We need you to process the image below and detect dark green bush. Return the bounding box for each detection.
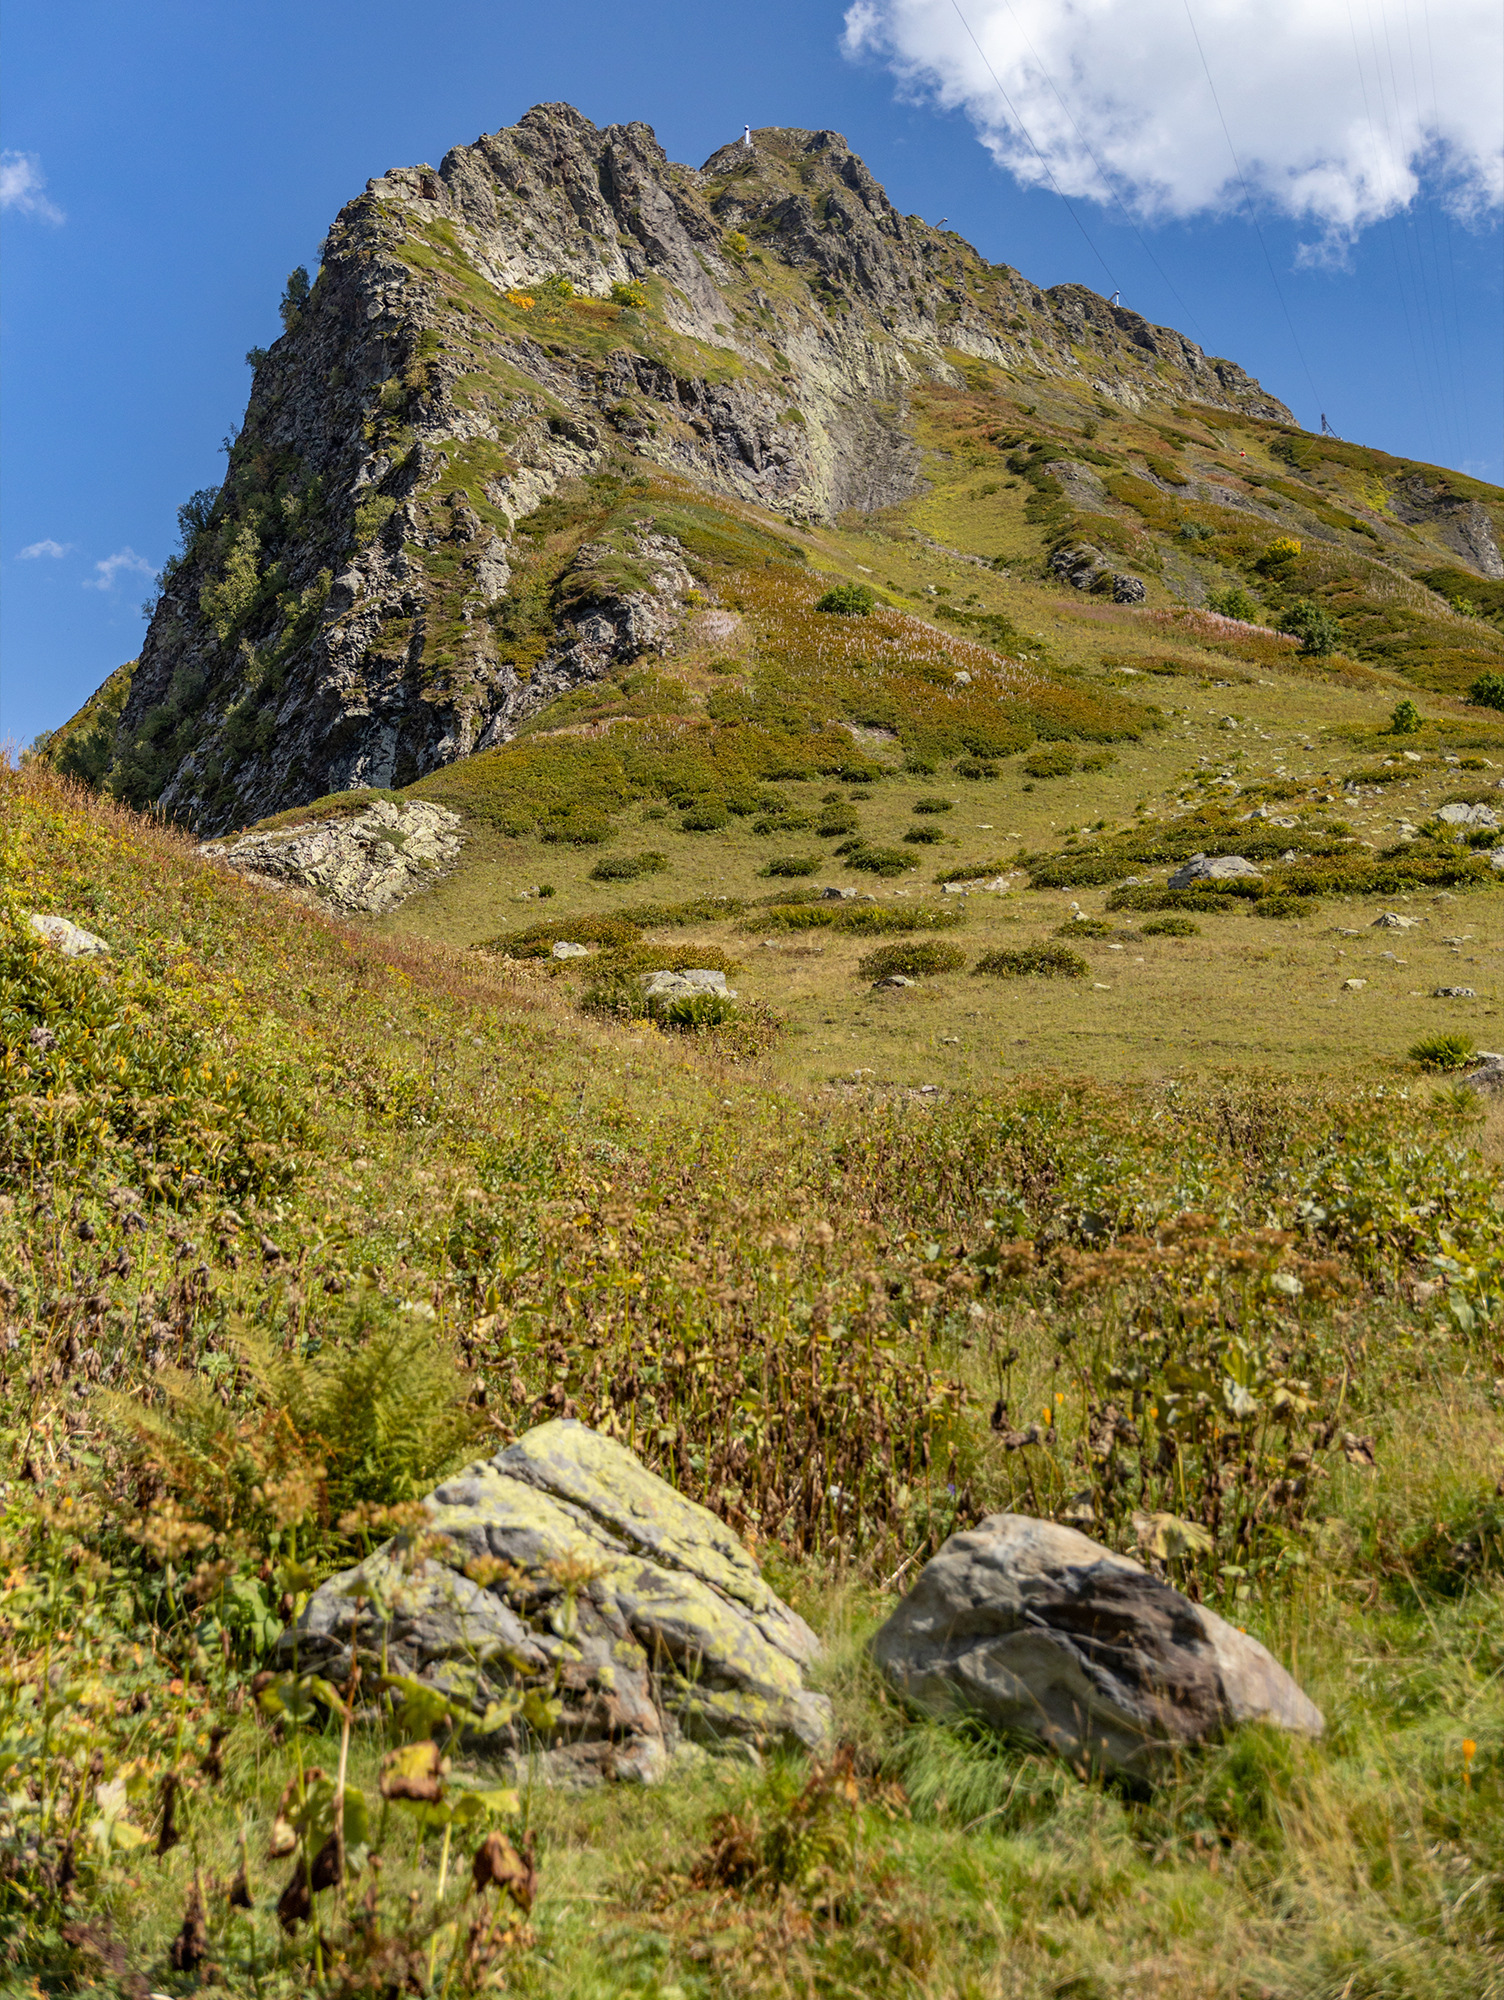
[902,826,944,845]
[681,800,730,832]
[844,845,913,878]
[1023,745,1076,779]
[1251,895,1312,919]
[589,850,668,882]
[1140,915,1201,936]
[815,806,859,837]
[760,855,820,877]
[1055,917,1113,938]
[857,941,967,981]
[744,903,962,937]
[973,942,1089,979]
[815,583,875,615]
[913,796,955,815]
[1468,673,1504,712]
[1390,699,1423,734]
[1207,586,1261,622]
[956,757,999,779]
[1279,599,1342,656]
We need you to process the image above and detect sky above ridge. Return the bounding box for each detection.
[2,0,1500,748]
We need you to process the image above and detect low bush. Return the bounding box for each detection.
[857,941,967,981]
[814,583,875,615]
[912,796,955,815]
[760,854,820,877]
[1409,1032,1476,1071]
[1022,745,1075,779]
[681,800,730,831]
[1343,766,1416,785]
[1279,599,1342,656]
[1106,884,1240,912]
[1140,914,1201,936]
[743,902,963,937]
[1391,699,1423,734]
[1251,895,1313,919]
[482,913,644,957]
[844,845,914,878]
[1055,916,1113,937]
[955,757,999,779]
[1469,672,1504,711]
[1207,586,1261,621]
[589,850,668,881]
[973,942,1089,978]
[902,825,944,844]
[815,805,860,837]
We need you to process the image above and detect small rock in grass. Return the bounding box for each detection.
[552,941,589,959]
[1341,978,1367,991]
[28,913,110,958]
[1372,912,1417,930]
[871,1515,1323,1782]
[875,974,914,989]
[1433,986,1476,999]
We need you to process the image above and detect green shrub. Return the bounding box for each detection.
[609,279,649,309]
[902,826,944,844]
[814,583,875,616]
[1055,917,1113,937]
[1468,673,1504,712]
[1279,599,1342,656]
[1251,895,1312,919]
[1409,1033,1476,1071]
[1023,745,1076,779]
[973,942,1089,979]
[681,800,730,831]
[1141,915,1201,936]
[589,850,668,882]
[760,855,820,877]
[815,806,859,836]
[1343,766,1414,785]
[913,796,955,815]
[857,941,967,981]
[744,903,962,937]
[956,757,999,779]
[1207,586,1261,622]
[1390,699,1423,734]
[844,845,912,878]
[482,914,643,957]
[1178,521,1215,542]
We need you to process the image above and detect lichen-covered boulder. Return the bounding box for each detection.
[871,1514,1323,1782]
[1167,853,1262,888]
[276,1420,831,1786]
[28,913,111,958]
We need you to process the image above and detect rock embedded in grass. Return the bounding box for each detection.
[1166,852,1262,889]
[870,1515,1323,1782]
[27,913,111,958]
[200,799,463,914]
[277,1419,831,1786]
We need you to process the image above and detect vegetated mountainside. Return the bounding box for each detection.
[55,102,1504,838]
[5,760,1504,1994]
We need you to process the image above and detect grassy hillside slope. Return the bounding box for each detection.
[3,763,1503,1996]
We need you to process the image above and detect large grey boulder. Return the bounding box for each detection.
[275,1420,830,1786]
[870,1515,1323,1781]
[1167,853,1262,889]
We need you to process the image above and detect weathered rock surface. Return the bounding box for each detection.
[200,799,462,914]
[1167,853,1262,888]
[1462,1051,1504,1093]
[1372,911,1419,929]
[27,914,111,959]
[276,1419,831,1786]
[639,968,736,1004]
[871,1514,1323,1780]
[1048,544,1146,603]
[1436,802,1500,829]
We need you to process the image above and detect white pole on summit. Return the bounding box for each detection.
[743,125,752,150]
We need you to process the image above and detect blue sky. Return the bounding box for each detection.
[3,0,1499,749]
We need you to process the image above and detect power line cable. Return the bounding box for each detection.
[946,0,1121,293]
[1179,0,1323,416]
[991,0,1210,341]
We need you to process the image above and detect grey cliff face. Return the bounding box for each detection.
[108,104,1296,835]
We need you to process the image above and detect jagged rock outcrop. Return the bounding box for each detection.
[199,798,463,913]
[104,105,1295,834]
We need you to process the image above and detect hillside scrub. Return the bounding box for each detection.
[4,766,1504,1993]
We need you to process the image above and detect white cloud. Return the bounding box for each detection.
[85,548,154,591]
[18,538,72,560]
[843,0,1504,248]
[0,151,64,225]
